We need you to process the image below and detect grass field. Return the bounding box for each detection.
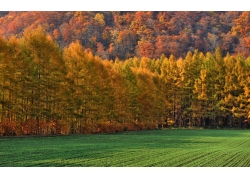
[1,129,250,167]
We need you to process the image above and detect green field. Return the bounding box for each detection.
[1,129,250,167]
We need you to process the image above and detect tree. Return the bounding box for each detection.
[181,50,203,127]
[160,55,183,127]
[220,54,246,127]
[137,41,155,58]
[121,63,140,124]
[96,42,108,60]
[20,26,64,134]
[0,36,15,122]
[94,13,105,27]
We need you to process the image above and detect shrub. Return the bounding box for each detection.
[21,119,38,135]
[47,120,57,135]
[148,123,158,130]
[1,121,18,136]
[0,124,4,136]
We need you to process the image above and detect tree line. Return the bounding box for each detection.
[1,27,250,136]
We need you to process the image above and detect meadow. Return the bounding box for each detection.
[1,129,250,167]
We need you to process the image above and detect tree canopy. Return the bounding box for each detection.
[0,11,249,60]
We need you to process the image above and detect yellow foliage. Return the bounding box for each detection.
[94,13,105,26]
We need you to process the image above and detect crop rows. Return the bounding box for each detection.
[1,129,250,167]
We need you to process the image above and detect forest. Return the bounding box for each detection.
[0,11,250,59]
[1,11,250,136]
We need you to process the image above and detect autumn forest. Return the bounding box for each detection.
[1,11,250,136]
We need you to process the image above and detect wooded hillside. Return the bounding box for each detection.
[1,11,250,59]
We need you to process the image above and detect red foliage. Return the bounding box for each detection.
[21,119,38,135]
[0,125,4,136]
[0,120,19,136]
[138,41,155,58]
[53,29,60,40]
[0,11,247,59]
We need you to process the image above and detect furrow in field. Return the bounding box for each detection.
[47,149,142,167]
[237,151,250,167]
[225,150,249,167]
[19,149,124,167]
[0,153,54,167]
[241,152,250,167]
[226,139,249,150]
[183,150,222,167]
[129,148,196,167]
[218,139,239,149]
[167,149,210,167]
[216,151,242,167]
[84,149,168,167]
[127,148,201,167]
[79,148,187,167]
[74,153,137,166]
[2,150,85,167]
[23,146,116,166]
[110,149,181,167]
[235,139,250,149]
[146,149,202,167]
[79,151,148,166]
[173,150,216,167]
[197,151,229,167]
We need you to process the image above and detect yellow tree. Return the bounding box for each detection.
[160,55,183,127]
[221,54,246,127]
[20,26,64,134]
[63,41,91,133]
[121,62,140,124]
[0,36,16,123]
[181,50,203,127]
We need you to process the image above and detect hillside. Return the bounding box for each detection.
[0,11,250,59]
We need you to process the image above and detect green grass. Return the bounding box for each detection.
[1,129,250,167]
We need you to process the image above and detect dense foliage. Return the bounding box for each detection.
[1,11,250,59]
[1,129,250,166]
[1,26,250,136]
